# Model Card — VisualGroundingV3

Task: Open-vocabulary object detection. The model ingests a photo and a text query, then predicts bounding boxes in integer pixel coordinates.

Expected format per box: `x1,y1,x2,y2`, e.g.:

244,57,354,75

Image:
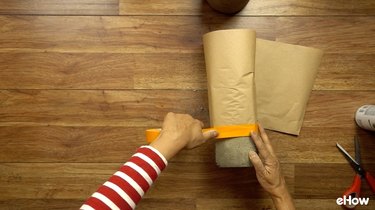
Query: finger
248,151,265,173
165,112,174,119
251,131,271,160
202,130,219,141
196,119,204,128
164,112,172,122
258,124,275,155
162,112,174,129
182,114,193,122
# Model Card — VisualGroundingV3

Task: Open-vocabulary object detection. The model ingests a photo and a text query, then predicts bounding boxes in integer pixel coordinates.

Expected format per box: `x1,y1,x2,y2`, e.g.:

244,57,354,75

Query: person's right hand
150,112,218,160
248,124,295,210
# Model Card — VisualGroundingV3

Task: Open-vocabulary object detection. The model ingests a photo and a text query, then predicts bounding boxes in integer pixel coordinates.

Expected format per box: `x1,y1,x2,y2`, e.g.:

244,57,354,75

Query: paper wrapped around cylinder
203,29,257,167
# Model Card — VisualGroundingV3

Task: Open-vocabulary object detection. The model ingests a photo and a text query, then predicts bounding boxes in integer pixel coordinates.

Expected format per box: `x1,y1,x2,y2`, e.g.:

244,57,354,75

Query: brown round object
206,0,250,14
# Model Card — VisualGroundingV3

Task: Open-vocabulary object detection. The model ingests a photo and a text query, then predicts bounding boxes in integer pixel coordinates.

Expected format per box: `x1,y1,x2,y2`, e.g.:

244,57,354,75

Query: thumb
202,130,219,141
249,151,265,172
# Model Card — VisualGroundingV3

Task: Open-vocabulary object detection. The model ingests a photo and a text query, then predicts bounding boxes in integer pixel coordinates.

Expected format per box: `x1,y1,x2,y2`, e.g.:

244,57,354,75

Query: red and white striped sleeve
80,145,168,210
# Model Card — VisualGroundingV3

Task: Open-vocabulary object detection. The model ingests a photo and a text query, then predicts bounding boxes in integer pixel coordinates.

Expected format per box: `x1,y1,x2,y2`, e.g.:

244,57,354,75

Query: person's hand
248,124,295,210
150,112,218,160
248,124,284,196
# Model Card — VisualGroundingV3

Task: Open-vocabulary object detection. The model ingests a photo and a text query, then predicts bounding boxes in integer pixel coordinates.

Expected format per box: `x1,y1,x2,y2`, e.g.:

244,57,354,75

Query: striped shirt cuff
81,146,168,210
140,145,168,167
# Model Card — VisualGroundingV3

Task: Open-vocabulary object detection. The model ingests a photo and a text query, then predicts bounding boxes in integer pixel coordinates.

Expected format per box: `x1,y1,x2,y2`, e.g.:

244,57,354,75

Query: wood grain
0,90,374,127
0,16,373,54
0,126,145,163
1,126,375,164
0,163,293,199
304,91,375,128
3,198,372,210
295,164,375,199
314,54,375,91
1,0,374,209
0,163,115,199
137,198,197,210
1,0,374,16
2,163,374,202
0,0,119,15
119,0,375,16
197,199,375,210
196,199,275,210
0,199,84,210
1,52,374,91
0,90,209,127
0,52,134,89
0,199,195,210
275,17,375,54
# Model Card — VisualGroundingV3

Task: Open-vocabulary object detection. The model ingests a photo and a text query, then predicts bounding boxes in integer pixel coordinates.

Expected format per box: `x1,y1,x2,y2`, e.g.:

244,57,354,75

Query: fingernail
251,131,256,136
211,130,219,137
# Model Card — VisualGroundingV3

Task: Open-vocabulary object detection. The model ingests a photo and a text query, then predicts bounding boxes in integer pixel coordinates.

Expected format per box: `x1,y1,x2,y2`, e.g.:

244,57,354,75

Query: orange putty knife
146,124,258,143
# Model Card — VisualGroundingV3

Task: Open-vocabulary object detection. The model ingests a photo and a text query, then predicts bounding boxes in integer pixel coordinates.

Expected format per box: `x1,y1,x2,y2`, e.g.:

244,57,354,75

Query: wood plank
314,54,375,91
0,0,119,15
0,199,195,210
0,163,115,199
0,90,374,127
276,17,375,53
137,198,197,210
0,199,84,210
0,126,145,163
3,198,373,210
303,91,375,128
197,198,375,210
6,0,366,18
0,163,293,199
0,52,134,89
0,89,210,127
196,199,275,210
119,0,375,16
0,16,220,53
295,164,375,199
1,126,374,164
1,52,373,91
271,127,375,165
0,16,373,54
293,199,374,210
0,163,367,207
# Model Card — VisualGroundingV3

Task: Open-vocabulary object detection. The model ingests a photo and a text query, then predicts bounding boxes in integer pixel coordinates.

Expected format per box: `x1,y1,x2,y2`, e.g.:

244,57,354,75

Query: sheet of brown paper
255,39,323,135
203,29,323,167
203,29,257,167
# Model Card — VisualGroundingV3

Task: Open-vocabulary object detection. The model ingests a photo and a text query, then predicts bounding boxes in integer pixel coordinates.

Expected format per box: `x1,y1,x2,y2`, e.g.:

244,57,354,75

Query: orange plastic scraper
145,124,258,143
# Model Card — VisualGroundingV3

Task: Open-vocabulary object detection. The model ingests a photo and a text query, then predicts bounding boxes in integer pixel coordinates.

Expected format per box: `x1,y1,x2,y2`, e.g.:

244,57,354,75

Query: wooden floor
0,0,374,209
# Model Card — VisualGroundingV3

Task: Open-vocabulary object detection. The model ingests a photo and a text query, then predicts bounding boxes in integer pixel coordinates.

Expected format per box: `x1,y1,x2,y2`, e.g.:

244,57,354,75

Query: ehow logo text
336,195,369,207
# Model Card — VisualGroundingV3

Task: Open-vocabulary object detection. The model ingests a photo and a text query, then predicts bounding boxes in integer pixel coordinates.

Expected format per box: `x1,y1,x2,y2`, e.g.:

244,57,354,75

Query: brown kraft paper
203,29,257,167
255,39,323,135
203,29,323,167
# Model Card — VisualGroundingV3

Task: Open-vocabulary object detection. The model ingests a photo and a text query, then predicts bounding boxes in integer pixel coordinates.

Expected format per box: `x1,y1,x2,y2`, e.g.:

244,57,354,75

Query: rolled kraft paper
206,0,250,14
203,29,257,167
255,39,323,135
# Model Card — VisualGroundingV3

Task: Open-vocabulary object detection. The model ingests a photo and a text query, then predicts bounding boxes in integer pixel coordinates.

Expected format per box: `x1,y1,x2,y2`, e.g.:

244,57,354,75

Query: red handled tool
336,136,375,209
